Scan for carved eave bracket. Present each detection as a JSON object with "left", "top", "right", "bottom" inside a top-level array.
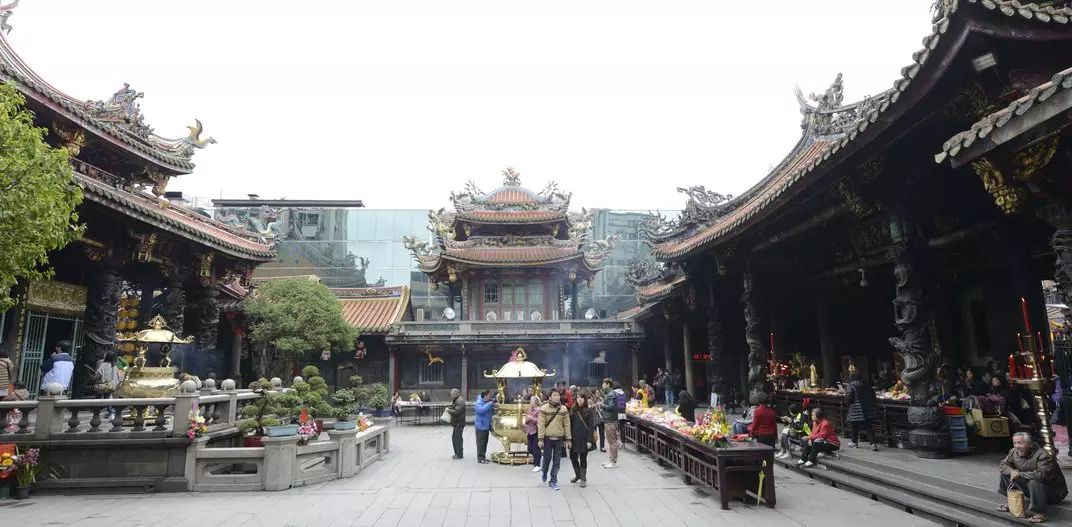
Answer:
[{"left": 971, "top": 137, "right": 1059, "bottom": 215}]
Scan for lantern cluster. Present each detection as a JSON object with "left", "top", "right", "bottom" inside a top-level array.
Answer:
[{"left": 115, "top": 295, "right": 140, "bottom": 356}]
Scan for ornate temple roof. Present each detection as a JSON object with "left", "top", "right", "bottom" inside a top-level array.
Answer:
[
  {"left": 0, "top": 5, "right": 214, "bottom": 174},
  {"left": 405, "top": 168, "right": 620, "bottom": 282},
  {"left": 646, "top": 0, "right": 1068, "bottom": 261},
  {"left": 625, "top": 258, "right": 688, "bottom": 305},
  {"left": 335, "top": 286, "right": 411, "bottom": 334},
  {"left": 936, "top": 65, "right": 1072, "bottom": 166},
  {"left": 76, "top": 168, "right": 274, "bottom": 261},
  {"left": 449, "top": 168, "right": 572, "bottom": 224}
]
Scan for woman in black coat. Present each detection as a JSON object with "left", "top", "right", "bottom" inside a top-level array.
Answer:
[
  {"left": 568, "top": 390, "right": 596, "bottom": 488},
  {"left": 845, "top": 371, "right": 879, "bottom": 451}
]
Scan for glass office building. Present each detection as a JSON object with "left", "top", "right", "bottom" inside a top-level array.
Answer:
[{"left": 210, "top": 200, "right": 675, "bottom": 320}]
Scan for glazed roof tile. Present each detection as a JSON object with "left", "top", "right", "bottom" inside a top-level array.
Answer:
[
  {"left": 649, "top": 0, "right": 1064, "bottom": 261},
  {"left": 76, "top": 173, "right": 275, "bottom": 261},
  {"left": 455, "top": 210, "right": 567, "bottom": 223},
  {"left": 336, "top": 286, "right": 411, "bottom": 334},
  {"left": 636, "top": 274, "right": 688, "bottom": 304},
  {"left": 440, "top": 246, "right": 583, "bottom": 266},
  {"left": 616, "top": 303, "right": 657, "bottom": 320},
  {"left": 936, "top": 66, "right": 1072, "bottom": 163}
]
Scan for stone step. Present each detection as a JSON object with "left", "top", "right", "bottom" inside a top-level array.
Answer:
[
  {"left": 774, "top": 456, "right": 1032, "bottom": 527},
  {"left": 836, "top": 453, "right": 1072, "bottom": 516}
]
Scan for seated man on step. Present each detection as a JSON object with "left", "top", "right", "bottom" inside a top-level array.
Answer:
[{"left": 997, "top": 432, "right": 1067, "bottom": 524}]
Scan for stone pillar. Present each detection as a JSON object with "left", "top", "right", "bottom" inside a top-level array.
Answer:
[
  {"left": 663, "top": 321, "right": 673, "bottom": 373},
  {"left": 137, "top": 278, "right": 156, "bottom": 329},
  {"left": 682, "top": 320, "right": 695, "bottom": 399},
  {"left": 231, "top": 330, "right": 243, "bottom": 382},
  {"left": 571, "top": 282, "right": 580, "bottom": 319},
  {"left": 563, "top": 344, "right": 571, "bottom": 386},
  {"left": 262, "top": 435, "right": 300, "bottom": 491},
  {"left": 742, "top": 267, "right": 767, "bottom": 403},
  {"left": 887, "top": 214, "right": 948, "bottom": 458},
  {"left": 630, "top": 345, "right": 639, "bottom": 385},
  {"left": 193, "top": 284, "right": 221, "bottom": 375},
  {"left": 815, "top": 289, "right": 837, "bottom": 386},
  {"left": 706, "top": 279, "right": 726, "bottom": 400},
  {"left": 460, "top": 347, "right": 468, "bottom": 398},
  {"left": 388, "top": 349, "right": 397, "bottom": 394}
]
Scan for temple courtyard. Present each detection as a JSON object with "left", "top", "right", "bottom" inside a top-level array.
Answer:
[{"left": 0, "top": 424, "right": 940, "bottom": 527}]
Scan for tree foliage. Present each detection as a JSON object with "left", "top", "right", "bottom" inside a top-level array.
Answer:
[
  {"left": 0, "top": 82, "right": 84, "bottom": 311},
  {"left": 243, "top": 277, "right": 357, "bottom": 377}
]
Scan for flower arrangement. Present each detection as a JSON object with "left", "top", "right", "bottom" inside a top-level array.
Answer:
[
  {"left": 296, "top": 408, "right": 318, "bottom": 445},
  {"left": 187, "top": 406, "right": 208, "bottom": 439},
  {"left": 885, "top": 380, "right": 910, "bottom": 400},
  {"left": 690, "top": 409, "right": 730, "bottom": 448},
  {"left": 13, "top": 446, "right": 42, "bottom": 488},
  {"left": 356, "top": 412, "right": 372, "bottom": 432}
]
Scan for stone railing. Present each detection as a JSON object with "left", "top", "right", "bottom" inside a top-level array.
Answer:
[
  {"left": 185, "top": 425, "right": 390, "bottom": 492},
  {"left": 0, "top": 378, "right": 279, "bottom": 441}
]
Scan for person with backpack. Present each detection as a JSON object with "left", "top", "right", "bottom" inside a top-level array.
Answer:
[
  {"left": 846, "top": 370, "right": 880, "bottom": 451},
  {"left": 600, "top": 378, "right": 621, "bottom": 468},
  {"left": 777, "top": 403, "right": 811, "bottom": 459}
]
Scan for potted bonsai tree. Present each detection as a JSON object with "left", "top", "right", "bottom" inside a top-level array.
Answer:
[
  {"left": 238, "top": 379, "right": 298, "bottom": 445},
  {"left": 368, "top": 382, "right": 391, "bottom": 418},
  {"left": 332, "top": 386, "right": 360, "bottom": 430}
]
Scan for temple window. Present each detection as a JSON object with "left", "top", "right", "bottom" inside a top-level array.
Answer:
[{"left": 419, "top": 361, "right": 443, "bottom": 384}]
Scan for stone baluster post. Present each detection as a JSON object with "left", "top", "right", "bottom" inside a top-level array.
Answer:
[
  {"left": 34, "top": 383, "right": 67, "bottom": 441},
  {"left": 328, "top": 427, "right": 360, "bottom": 478},
  {"left": 219, "top": 379, "right": 238, "bottom": 427},
  {"left": 262, "top": 435, "right": 301, "bottom": 491},
  {"left": 173, "top": 380, "right": 200, "bottom": 438}
]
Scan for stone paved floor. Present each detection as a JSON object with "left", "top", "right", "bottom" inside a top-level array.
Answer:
[{"left": 0, "top": 424, "right": 939, "bottom": 527}]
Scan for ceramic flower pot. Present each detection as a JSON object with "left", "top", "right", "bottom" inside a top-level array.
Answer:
[
  {"left": 334, "top": 420, "right": 358, "bottom": 430},
  {"left": 264, "top": 424, "right": 299, "bottom": 437},
  {"left": 243, "top": 436, "right": 264, "bottom": 448},
  {"left": 13, "top": 486, "right": 29, "bottom": 500},
  {"left": 0, "top": 484, "right": 9, "bottom": 499}
]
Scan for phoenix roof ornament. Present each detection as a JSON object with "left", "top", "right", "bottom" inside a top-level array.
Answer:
[{"left": 502, "top": 167, "right": 521, "bottom": 187}]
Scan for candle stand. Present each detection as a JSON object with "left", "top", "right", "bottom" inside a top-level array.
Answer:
[{"left": 1012, "top": 333, "right": 1057, "bottom": 457}]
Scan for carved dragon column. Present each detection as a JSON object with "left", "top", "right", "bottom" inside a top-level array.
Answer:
[
  {"left": 741, "top": 266, "right": 767, "bottom": 404},
  {"left": 191, "top": 253, "right": 221, "bottom": 375},
  {"left": 887, "top": 214, "right": 948, "bottom": 458},
  {"left": 161, "top": 264, "right": 189, "bottom": 337},
  {"left": 705, "top": 276, "right": 726, "bottom": 402},
  {"left": 1039, "top": 198, "right": 1072, "bottom": 457},
  {"left": 81, "top": 251, "right": 123, "bottom": 366}
]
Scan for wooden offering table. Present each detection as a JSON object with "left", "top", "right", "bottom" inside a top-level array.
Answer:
[{"left": 621, "top": 415, "right": 776, "bottom": 510}]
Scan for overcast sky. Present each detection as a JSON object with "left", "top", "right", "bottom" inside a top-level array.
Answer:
[{"left": 9, "top": 0, "right": 934, "bottom": 211}]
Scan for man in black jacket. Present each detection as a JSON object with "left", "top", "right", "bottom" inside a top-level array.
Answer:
[{"left": 446, "top": 388, "right": 466, "bottom": 459}]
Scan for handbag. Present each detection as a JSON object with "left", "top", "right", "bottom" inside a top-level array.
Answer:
[
  {"left": 440, "top": 407, "right": 453, "bottom": 424},
  {"left": 1007, "top": 481, "right": 1026, "bottom": 518}
]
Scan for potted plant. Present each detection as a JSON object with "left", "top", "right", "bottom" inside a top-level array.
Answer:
[
  {"left": 332, "top": 408, "right": 358, "bottom": 430},
  {"left": 13, "top": 446, "right": 41, "bottom": 499},
  {"left": 238, "top": 379, "right": 296, "bottom": 445},
  {"left": 368, "top": 383, "right": 391, "bottom": 418}
]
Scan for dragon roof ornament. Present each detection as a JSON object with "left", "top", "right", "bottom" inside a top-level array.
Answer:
[
  {"left": 625, "top": 257, "right": 682, "bottom": 289},
  {"left": 794, "top": 74, "right": 891, "bottom": 138},
  {"left": 402, "top": 235, "right": 439, "bottom": 262},
  {"left": 449, "top": 168, "right": 571, "bottom": 214},
  {"left": 1, "top": 1, "right": 17, "bottom": 35},
  {"left": 583, "top": 233, "right": 620, "bottom": 262}
]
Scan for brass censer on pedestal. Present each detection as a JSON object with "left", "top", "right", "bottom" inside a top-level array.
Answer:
[
  {"left": 1010, "top": 298, "right": 1058, "bottom": 457},
  {"left": 483, "top": 347, "right": 556, "bottom": 465},
  {"left": 115, "top": 315, "right": 192, "bottom": 398}
]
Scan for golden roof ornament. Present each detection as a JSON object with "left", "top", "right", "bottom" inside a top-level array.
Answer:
[{"left": 118, "top": 314, "right": 194, "bottom": 344}]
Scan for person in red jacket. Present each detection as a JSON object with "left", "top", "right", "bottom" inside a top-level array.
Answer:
[
  {"left": 556, "top": 380, "right": 574, "bottom": 409},
  {"left": 747, "top": 394, "right": 778, "bottom": 447},
  {"left": 798, "top": 407, "right": 840, "bottom": 467}
]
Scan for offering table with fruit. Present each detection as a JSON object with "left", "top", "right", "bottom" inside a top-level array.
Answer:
[{"left": 619, "top": 402, "right": 775, "bottom": 510}]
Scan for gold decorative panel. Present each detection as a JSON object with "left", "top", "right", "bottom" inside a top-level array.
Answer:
[{"left": 26, "top": 280, "right": 88, "bottom": 316}]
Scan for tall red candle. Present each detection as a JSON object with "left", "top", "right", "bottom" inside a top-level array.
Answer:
[
  {"left": 1017, "top": 333, "right": 1024, "bottom": 354},
  {"left": 1009, "top": 354, "right": 1017, "bottom": 379},
  {"left": 1021, "top": 298, "right": 1032, "bottom": 334},
  {"left": 768, "top": 333, "right": 774, "bottom": 375}
]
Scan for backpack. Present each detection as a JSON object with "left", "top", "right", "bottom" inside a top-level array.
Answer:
[{"left": 615, "top": 391, "right": 627, "bottom": 412}]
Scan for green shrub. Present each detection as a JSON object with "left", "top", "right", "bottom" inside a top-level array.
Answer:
[
  {"left": 368, "top": 382, "right": 390, "bottom": 410},
  {"left": 332, "top": 407, "right": 354, "bottom": 422},
  {"left": 302, "top": 365, "right": 321, "bottom": 379},
  {"left": 348, "top": 375, "right": 363, "bottom": 389}
]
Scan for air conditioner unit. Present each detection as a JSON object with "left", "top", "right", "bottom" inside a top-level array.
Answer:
[{"left": 415, "top": 308, "right": 425, "bottom": 322}]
